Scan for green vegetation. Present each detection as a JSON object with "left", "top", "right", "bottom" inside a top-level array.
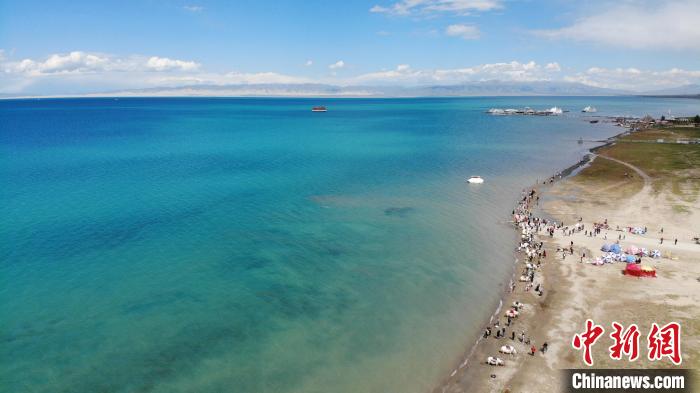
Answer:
[
  {"left": 574, "top": 157, "right": 644, "bottom": 195},
  {"left": 595, "top": 127, "right": 700, "bottom": 200},
  {"left": 598, "top": 143, "right": 699, "bottom": 177},
  {"left": 617, "top": 126, "right": 700, "bottom": 141}
]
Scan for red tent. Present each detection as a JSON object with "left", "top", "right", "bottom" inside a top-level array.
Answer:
[{"left": 624, "top": 264, "right": 656, "bottom": 277}]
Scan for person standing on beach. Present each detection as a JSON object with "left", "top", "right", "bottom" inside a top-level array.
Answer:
[
  {"left": 675, "top": 238, "right": 678, "bottom": 245},
  {"left": 661, "top": 237, "right": 664, "bottom": 244}
]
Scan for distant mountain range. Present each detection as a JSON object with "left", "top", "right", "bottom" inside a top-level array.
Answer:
[
  {"left": 5, "top": 81, "right": 699, "bottom": 99},
  {"left": 639, "top": 84, "right": 700, "bottom": 96},
  {"left": 87, "top": 81, "right": 630, "bottom": 97}
]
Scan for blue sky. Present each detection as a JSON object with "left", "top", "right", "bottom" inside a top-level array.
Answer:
[{"left": 1, "top": 0, "right": 699, "bottom": 95}]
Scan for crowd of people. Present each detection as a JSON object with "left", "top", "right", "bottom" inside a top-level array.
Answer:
[{"left": 483, "top": 187, "right": 555, "bottom": 366}]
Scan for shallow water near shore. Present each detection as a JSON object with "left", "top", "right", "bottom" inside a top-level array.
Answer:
[{"left": 1, "top": 97, "right": 697, "bottom": 393}]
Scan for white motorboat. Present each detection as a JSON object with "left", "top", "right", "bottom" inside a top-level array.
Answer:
[
  {"left": 546, "top": 106, "right": 563, "bottom": 115},
  {"left": 467, "top": 176, "right": 484, "bottom": 184}
]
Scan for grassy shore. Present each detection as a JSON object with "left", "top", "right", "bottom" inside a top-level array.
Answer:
[{"left": 437, "top": 124, "right": 700, "bottom": 393}]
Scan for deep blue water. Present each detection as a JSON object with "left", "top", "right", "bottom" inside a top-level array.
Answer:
[{"left": 1, "top": 97, "right": 697, "bottom": 393}]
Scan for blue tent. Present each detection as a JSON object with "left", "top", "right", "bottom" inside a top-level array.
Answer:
[
  {"left": 625, "top": 255, "right": 636, "bottom": 263},
  {"left": 610, "top": 244, "right": 622, "bottom": 254},
  {"left": 601, "top": 244, "right": 612, "bottom": 252}
]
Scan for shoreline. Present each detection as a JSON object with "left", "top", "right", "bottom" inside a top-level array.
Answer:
[
  {"left": 432, "top": 121, "right": 676, "bottom": 393},
  {"left": 433, "top": 136, "right": 609, "bottom": 393},
  {"left": 442, "top": 119, "right": 699, "bottom": 392}
]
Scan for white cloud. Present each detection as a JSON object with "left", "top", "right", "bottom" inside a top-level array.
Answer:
[
  {"left": 545, "top": 62, "right": 561, "bottom": 72},
  {"left": 445, "top": 24, "right": 480, "bottom": 40},
  {"left": 146, "top": 56, "right": 200, "bottom": 71},
  {"left": 351, "top": 61, "right": 700, "bottom": 91},
  {"left": 370, "top": 0, "right": 501, "bottom": 16},
  {"left": 350, "top": 61, "right": 700, "bottom": 91},
  {"left": 217, "top": 71, "right": 307, "bottom": 84},
  {"left": 354, "top": 64, "right": 423, "bottom": 83},
  {"left": 8, "top": 51, "right": 112, "bottom": 75},
  {"left": 329, "top": 60, "right": 345, "bottom": 69},
  {"left": 432, "top": 61, "right": 544, "bottom": 82},
  {"left": 534, "top": 1, "right": 700, "bottom": 51},
  {"left": 2, "top": 51, "right": 699, "bottom": 95},
  {"left": 354, "top": 60, "right": 558, "bottom": 85},
  {"left": 1, "top": 51, "right": 200, "bottom": 76},
  {"left": 183, "top": 5, "right": 204, "bottom": 12},
  {"left": 0, "top": 51, "right": 304, "bottom": 94},
  {"left": 305, "top": 60, "right": 313, "bottom": 66},
  {"left": 564, "top": 67, "right": 700, "bottom": 91}
]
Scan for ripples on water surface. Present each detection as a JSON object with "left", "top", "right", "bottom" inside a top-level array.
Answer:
[{"left": 1, "top": 97, "right": 697, "bottom": 392}]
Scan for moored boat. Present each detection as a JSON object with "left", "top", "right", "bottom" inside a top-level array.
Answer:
[
  {"left": 311, "top": 106, "right": 327, "bottom": 112},
  {"left": 546, "top": 106, "right": 563, "bottom": 115},
  {"left": 467, "top": 176, "right": 484, "bottom": 184}
]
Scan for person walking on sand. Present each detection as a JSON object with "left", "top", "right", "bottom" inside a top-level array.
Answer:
[
  {"left": 541, "top": 342, "right": 548, "bottom": 353},
  {"left": 675, "top": 238, "right": 678, "bottom": 245},
  {"left": 530, "top": 345, "right": 537, "bottom": 356},
  {"left": 660, "top": 237, "right": 664, "bottom": 244}
]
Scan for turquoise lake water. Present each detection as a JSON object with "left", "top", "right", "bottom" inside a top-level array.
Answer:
[{"left": 1, "top": 97, "right": 698, "bottom": 393}]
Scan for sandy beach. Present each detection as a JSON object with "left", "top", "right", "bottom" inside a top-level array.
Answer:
[{"left": 437, "top": 123, "right": 700, "bottom": 392}]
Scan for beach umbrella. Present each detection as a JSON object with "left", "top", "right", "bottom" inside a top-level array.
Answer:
[
  {"left": 625, "top": 246, "right": 639, "bottom": 255},
  {"left": 610, "top": 244, "right": 622, "bottom": 254},
  {"left": 601, "top": 243, "right": 611, "bottom": 252},
  {"left": 625, "top": 255, "right": 636, "bottom": 263}
]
